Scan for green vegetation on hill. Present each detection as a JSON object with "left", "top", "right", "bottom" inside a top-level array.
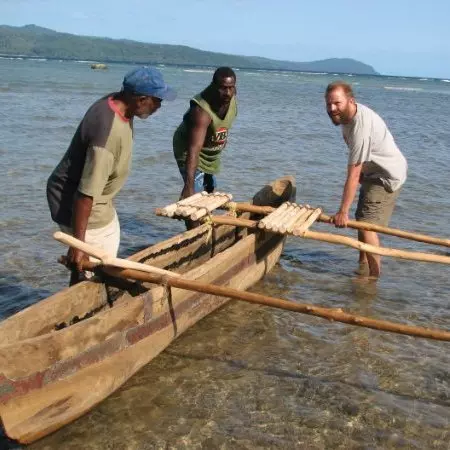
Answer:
[{"left": 0, "top": 24, "right": 379, "bottom": 75}]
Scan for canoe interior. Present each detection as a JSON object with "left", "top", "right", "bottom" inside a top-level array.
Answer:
[
  {"left": 0, "top": 176, "right": 295, "bottom": 344},
  {"left": 0, "top": 176, "right": 295, "bottom": 444}
]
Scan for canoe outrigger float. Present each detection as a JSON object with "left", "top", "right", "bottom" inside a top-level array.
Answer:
[{"left": 1, "top": 175, "right": 449, "bottom": 444}]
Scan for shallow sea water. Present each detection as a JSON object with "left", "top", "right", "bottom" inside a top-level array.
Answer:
[{"left": 0, "top": 59, "right": 448, "bottom": 449}]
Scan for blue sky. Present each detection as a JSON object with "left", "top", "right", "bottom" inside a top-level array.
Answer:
[{"left": 2, "top": 0, "right": 449, "bottom": 78}]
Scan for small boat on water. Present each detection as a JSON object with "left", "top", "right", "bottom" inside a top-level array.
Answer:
[
  {"left": 0, "top": 176, "right": 295, "bottom": 444},
  {"left": 90, "top": 63, "right": 108, "bottom": 70}
]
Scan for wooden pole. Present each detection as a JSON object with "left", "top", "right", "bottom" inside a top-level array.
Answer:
[
  {"left": 221, "top": 203, "right": 450, "bottom": 248},
  {"left": 75, "top": 260, "right": 450, "bottom": 342},
  {"left": 192, "top": 216, "right": 450, "bottom": 265},
  {"left": 300, "top": 230, "right": 450, "bottom": 264},
  {"left": 53, "top": 232, "right": 181, "bottom": 278},
  {"left": 207, "top": 215, "right": 259, "bottom": 229},
  {"left": 155, "top": 208, "right": 450, "bottom": 265}
]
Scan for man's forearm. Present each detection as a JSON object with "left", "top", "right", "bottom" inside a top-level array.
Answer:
[
  {"left": 339, "top": 176, "right": 359, "bottom": 213},
  {"left": 184, "top": 148, "right": 200, "bottom": 187},
  {"left": 72, "top": 192, "right": 93, "bottom": 241}
]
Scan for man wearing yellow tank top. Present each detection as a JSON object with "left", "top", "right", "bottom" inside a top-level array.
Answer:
[{"left": 173, "top": 67, "right": 238, "bottom": 202}]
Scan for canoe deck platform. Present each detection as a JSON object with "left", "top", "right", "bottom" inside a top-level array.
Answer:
[
  {"left": 156, "top": 193, "right": 450, "bottom": 266},
  {"left": 157, "top": 194, "right": 322, "bottom": 237}
]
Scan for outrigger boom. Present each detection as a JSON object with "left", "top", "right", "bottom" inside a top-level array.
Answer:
[
  {"left": 54, "top": 233, "right": 450, "bottom": 342},
  {"left": 156, "top": 193, "right": 450, "bottom": 265}
]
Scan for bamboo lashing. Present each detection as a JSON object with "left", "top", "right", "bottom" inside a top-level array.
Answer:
[
  {"left": 159, "top": 192, "right": 205, "bottom": 217},
  {"left": 258, "top": 202, "right": 289, "bottom": 230},
  {"left": 226, "top": 202, "right": 450, "bottom": 248},
  {"left": 289, "top": 208, "right": 316, "bottom": 234},
  {"left": 165, "top": 192, "right": 233, "bottom": 221},
  {"left": 279, "top": 206, "right": 308, "bottom": 234},
  {"left": 191, "top": 193, "right": 233, "bottom": 221},
  {"left": 175, "top": 193, "right": 221, "bottom": 217},
  {"left": 72, "top": 259, "right": 450, "bottom": 342},
  {"left": 174, "top": 193, "right": 211, "bottom": 217},
  {"left": 273, "top": 203, "right": 297, "bottom": 232},
  {"left": 293, "top": 208, "right": 323, "bottom": 236},
  {"left": 273, "top": 203, "right": 302, "bottom": 233},
  {"left": 259, "top": 203, "right": 321, "bottom": 235},
  {"left": 275, "top": 204, "right": 300, "bottom": 233}
]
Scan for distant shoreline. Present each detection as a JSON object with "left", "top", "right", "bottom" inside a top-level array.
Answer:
[
  {"left": 2, "top": 54, "right": 450, "bottom": 82},
  {"left": 0, "top": 24, "right": 379, "bottom": 76},
  {"left": 0, "top": 52, "right": 373, "bottom": 76}
]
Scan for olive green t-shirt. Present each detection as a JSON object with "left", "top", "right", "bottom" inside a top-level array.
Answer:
[
  {"left": 173, "top": 94, "right": 237, "bottom": 174},
  {"left": 47, "top": 95, "right": 133, "bottom": 229}
]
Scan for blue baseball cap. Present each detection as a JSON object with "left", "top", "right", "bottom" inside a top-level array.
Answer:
[{"left": 122, "top": 66, "right": 176, "bottom": 101}]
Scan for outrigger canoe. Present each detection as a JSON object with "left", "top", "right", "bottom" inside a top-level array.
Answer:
[{"left": 0, "top": 176, "right": 295, "bottom": 444}]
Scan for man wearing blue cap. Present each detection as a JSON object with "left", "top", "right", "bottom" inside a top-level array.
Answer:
[{"left": 47, "top": 67, "right": 175, "bottom": 283}]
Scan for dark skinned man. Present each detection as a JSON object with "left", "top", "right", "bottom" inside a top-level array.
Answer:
[
  {"left": 47, "top": 67, "right": 176, "bottom": 283},
  {"left": 173, "top": 67, "right": 237, "bottom": 205}
]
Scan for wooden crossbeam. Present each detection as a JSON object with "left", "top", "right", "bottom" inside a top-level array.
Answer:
[
  {"left": 258, "top": 202, "right": 322, "bottom": 234},
  {"left": 220, "top": 202, "right": 450, "bottom": 249},
  {"left": 155, "top": 196, "right": 450, "bottom": 262},
  {"left": 157, "top": 192, "right": 233, "bottom": 221}
]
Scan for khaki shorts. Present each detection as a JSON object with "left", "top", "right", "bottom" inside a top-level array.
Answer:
[{"left": 355, "top": 181, "right": 400, "bottom": 226}]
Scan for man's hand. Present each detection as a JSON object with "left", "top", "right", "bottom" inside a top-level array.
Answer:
[
  {"left": 66, "top": 247, "right": 89, "bottom": 272},
  {"left": 333, "top": 210, "right": 349, "bottom": 228},
  {"left": 180, "top": 184, "right": 195, "bottom": 200}
]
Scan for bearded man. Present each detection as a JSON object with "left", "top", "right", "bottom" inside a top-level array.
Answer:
[{"left": 325, "top": 82, "right": 407, "bottom": 279}]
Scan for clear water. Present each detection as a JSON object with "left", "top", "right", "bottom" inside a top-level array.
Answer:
[{"left": 0, "top": 59, "right": 448, "bottom": 449}]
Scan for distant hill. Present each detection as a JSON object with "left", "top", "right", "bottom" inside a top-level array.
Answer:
[{"left": 0, "top": 24, "right": 379, "bottom": 75}]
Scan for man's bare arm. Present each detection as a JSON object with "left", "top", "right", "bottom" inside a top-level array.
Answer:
[
  {"left": 68, "top": 192, "right": 93, "bottom": 271},
  {"left": 334, "top": 163, "right": 362, "bottom": 227},
  {"left": 181, "top": 106, "right": 211, "bottom": 199}
]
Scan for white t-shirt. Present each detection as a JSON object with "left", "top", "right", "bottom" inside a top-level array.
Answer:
[{"left": 342, "top": 103, "right": 407, "bottom": 192}]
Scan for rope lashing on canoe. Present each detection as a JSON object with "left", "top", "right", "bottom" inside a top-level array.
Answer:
[
  {"left": 159, "top": 275, "right": 172, "bottom": 303},
  {"left": 225, "top": 201, "right": 238, "bottom": 218},
  {"left": 202, "top": 214, "right": 214, "bottom": 243}
]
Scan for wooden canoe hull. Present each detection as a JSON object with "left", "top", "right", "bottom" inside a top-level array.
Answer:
[{"left": 0, "top": 176, "right": 295, "bottom": 444}]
